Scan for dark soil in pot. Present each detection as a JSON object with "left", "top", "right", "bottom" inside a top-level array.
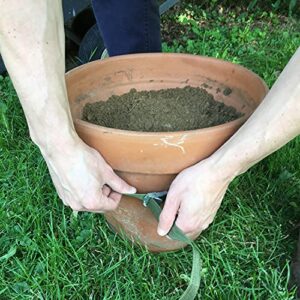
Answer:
[{"left": 82, "top": 86, "right": 243, "bottom": 132}]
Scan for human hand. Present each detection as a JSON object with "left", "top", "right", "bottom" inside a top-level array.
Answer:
[
  {"left": 157, "top": 158, "right": 234, "bottom": 237},
  {"left": 43, "top": 138, "right": 136, "bottom": 212}
]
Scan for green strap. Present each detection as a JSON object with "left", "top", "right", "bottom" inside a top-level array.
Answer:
[{"left": 127, "top": 194, "right": 201, "bottom": 300}]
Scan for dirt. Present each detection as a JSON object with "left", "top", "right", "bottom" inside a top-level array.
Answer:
[{"left": 82, "top": 86, "right": 243, "bottom": 132}]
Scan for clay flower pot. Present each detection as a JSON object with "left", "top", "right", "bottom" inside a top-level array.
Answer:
[{"left": 66, "top": 53, "right": 268, "bottom": 252}]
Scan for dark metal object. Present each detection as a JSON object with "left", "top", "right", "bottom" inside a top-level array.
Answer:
[
  {"left": 143, "top": 191, "right": 168, "bottom": 206},
  {"left": 62, "top": 0, "right": 91, "bottom": 23},
  {"left": 125, "top": 191, "right": 168, "bottom": 207},
  {"left": 0, "top": 59, "right": 5, "bottom": 75},
  {"left": 78, "top": 24, "right": 105, "bottom": 64},
  {"left": 159, "top": 0, "right": 180, "bottom": 15}
]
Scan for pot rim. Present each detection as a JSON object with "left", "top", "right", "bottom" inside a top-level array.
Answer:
[{"left": 66, "top": 53, "right": 269, "bottom": 137}]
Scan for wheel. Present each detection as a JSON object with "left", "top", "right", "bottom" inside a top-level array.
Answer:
[{"left": 78, "top": 24, "right": 106, "bottom": 64}]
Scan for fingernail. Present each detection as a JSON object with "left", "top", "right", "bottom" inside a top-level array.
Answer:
[
  {"left": 157, "top": 227, "right": 167, "bottom": 236},
  {"left": 128, "top": 187, "right": 136, "bottom": 194}
]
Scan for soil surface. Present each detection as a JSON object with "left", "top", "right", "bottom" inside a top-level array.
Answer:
[{"left": 82, "top": 86, "right": 243, "bottom": 132}]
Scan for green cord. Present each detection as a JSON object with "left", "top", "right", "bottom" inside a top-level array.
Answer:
[{"left": 126, "top": 194, "right": 201, "bottom": 300}]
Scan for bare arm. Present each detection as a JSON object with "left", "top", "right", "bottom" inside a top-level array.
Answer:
[
  {"left": 215, "top": 47, "right": 300, "bottom": 177},
  {"left": 158, "top": 47, "right": 300, "bottom": 236},
  {"left": 0, "top": 0, "right": 135, "bottom": 211},
  {"left": 0, "top": 1, "right": 72, "bottom": 148}
]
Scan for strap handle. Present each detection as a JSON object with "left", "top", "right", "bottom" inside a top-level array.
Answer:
[{"left": 127, "top": 194, "right": 201, "bottom": 300}]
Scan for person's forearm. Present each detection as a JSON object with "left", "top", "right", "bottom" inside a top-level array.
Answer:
[
  {"left": 0, "top": 0, "right": 77, "bottom": 153},
  {"left": 212, "top": 47, "right": 300, "bottom": 178}
]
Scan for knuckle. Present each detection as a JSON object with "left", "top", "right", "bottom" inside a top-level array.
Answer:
[
  {"left": 110, "top": 193, "right": 122, "bottom": 203},
  {"left": 100, "top": 195, "right": 118, "bottom": 211},
  {"left": 183, "top": 225, "right": 195, "bottom": 233},
  {"left": 177, "top": 222, "right": 196, "bottom": 234}
]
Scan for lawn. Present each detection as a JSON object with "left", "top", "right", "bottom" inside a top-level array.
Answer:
[{"left": 1, "top": 2, "right": 300, "bottom": 299}]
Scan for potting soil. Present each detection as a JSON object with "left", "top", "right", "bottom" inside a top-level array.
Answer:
[{"left": 82, "top": 86, "right": 243, "bottom": 132}]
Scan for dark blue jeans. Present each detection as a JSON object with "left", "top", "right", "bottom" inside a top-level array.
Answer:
[{"left": 91, "top": 0, "right": 161, "bottom": 56}]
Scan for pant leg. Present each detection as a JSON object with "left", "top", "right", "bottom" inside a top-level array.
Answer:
[{"left": 91, "top": 0, "right": 161, "bottom": 56}]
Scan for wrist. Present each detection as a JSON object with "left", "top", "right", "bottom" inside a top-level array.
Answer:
[
  {"left": 29, "top": 117, "right": 80, "bottom": 157},
  {"left": 203, "top": 145, "right": 246, "bottom": 182}
]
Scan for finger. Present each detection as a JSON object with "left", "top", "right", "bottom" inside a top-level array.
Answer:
[
  {"left": 175, "top": 208, "right": 201, "bottom": 236},
  {"left": 176, "top": 211, "right": 214, "bottom": 236},
  {"left": 108, "top": 191, "right": 122, "bottom": 203},
  {"left": 106, "top": 170, "right": 136, "bottom": 194},
  {"left": 99, "top": 194, "right": 120, "bottom": 211},
  {"left": 175, "top": 206, "right": 193, "bottom": 230},
  {"left": 82, "top": 191, "right": 119, "bottom": 212},
  {"left": 102, "top": 185, "right": 111, "bottom": 197},
  {"left": 157, "top": 191, "right": 180, "bottom": 236}
]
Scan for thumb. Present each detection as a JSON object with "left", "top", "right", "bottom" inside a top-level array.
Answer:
[
  {"left": 157, "top": 192, "right": 180, "bottom": 236},
  {"left": 106, "top": 170, "right": 136, "bottom": 194}
]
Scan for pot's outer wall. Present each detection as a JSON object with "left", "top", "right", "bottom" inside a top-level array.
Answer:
[{"left": 66, "top": 53, "right": 268, "bottom": 251}]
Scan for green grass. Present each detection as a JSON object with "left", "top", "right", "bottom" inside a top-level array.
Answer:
[{"left": 1, "top": 3, "right": 300, "bottom": 299}]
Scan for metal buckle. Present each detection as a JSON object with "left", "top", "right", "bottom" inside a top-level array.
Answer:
[{"left": 142, "top": 191, "right": 168, "bottom": 207}]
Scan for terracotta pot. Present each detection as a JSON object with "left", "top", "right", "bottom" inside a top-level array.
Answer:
[{"left": 66, "top": 53, "right": 268, "bottom": 252}]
